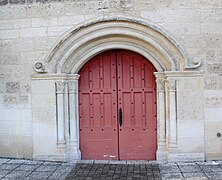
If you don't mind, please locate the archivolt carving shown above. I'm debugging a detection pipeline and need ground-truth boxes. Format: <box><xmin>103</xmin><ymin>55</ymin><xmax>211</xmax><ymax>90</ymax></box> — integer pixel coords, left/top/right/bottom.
<box><xmin>43</xmin><ymin>16</ymin><xmax>201</xmax><ymax>74</ymax></box>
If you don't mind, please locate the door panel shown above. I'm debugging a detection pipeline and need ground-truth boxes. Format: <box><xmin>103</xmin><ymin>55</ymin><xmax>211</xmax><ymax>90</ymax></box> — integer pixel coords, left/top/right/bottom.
<box><xmin>117</xmin><ymin>50</ymin><xmax>157</xmax><ymax>160</ymax></box>
<box><xmin>79</xmin><ymin>50</ymin><xmax>157</xmax><ymax>160</ymax></box>
<box><xmin>79</xmin><ymin>51</ymin><xmax>118</xmax><ymax>160</ymax></box>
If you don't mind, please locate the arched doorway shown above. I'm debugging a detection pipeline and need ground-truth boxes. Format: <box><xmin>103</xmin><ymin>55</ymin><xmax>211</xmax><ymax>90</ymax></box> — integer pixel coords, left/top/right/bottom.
<box><xmin>78</xmin><ymin>50</ymin><xmax>157</xmax><ymax>160</ymax></box>
<box><xmin>31</xmin><ymin>17</ymin><xmax>203</xmax><ymax>162</ymax></box>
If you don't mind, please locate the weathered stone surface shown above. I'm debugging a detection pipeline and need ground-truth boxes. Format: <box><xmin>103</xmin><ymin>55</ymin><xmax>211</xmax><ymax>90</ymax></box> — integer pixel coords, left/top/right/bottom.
<box><xmin>0</xmin><ymin>0</ymin><xmax>221</xmax><ymax>162</ymax></box>
<box><xmin>0</xmin><ymin>0</ymin><xmax>8</xmax><ymax>5</ymax></box>
<box><xmin>6</xmin><ymin>82</ymin><xmax>20</xmax><ymax>93</ymax></box>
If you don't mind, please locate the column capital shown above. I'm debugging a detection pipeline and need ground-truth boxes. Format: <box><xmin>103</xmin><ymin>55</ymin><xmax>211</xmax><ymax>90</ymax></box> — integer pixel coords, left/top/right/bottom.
<box><xmin>56</xmin><ymin>81</ymin><xmax>66</xmax><ymax>94</ymax></box>
<box><xmin>167</xmin><ymin>78</ymin><xmax>176</xmax><ymax>91</ymax></box>
<box><xmin>68</xmin><ymin>81</ymin><xmax>77</xmax><ymax>94</ymax></box>
<box><xmin>156</xmin><ymin>78</ymin><xmax>166</xmax><ymax>92</ymax></box>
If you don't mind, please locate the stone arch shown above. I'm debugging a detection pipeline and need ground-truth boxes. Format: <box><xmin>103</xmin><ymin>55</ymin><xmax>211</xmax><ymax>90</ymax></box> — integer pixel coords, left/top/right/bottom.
<box><xmin>32</xmin><ymin>16</ymin><xmax>203</xmax><ymax>162</ymax></box>
<box><xmin>44</xmin><ymin>16</ymin><xmax>201</xmax><ymax>74</ymax></box>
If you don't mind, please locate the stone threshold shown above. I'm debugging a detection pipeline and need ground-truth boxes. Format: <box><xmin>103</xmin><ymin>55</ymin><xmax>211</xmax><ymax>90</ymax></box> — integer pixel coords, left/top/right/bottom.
<box><xmin>75</xmin><ymin>160</ymin><xmax>158</xmax><ymax>164</ymax></box>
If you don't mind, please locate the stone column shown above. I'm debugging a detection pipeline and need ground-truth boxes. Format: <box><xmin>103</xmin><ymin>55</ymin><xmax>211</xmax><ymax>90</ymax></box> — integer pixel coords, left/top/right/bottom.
<box><xmin>56</xmin><ymin>81</ymin><xmax>66</xmax><ymax>148</ymax></box>
<box><xmin>155</xmin><ymin>72</ymin><xmax>167</xmax><ymax>161</ymax></box>
<box><xmin>167</xmin><ymin>78</ymin><xmax>178</xmax><ymax>148</ymax></box>
<box><xmin>67</xmin><ymin>74</ymin><xmax>81</xmax><ymax>160</ymax></box>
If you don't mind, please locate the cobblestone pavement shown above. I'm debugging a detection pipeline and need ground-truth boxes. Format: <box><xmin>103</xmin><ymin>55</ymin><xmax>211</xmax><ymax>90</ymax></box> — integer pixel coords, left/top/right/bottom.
<box><xmin>1</xmin><ymin>157</ymin><xmax>222</xmax><ymax>179</ymax></box>
<box><xmin>0</xmin><ymin>158</ymin><xmax>75</xmax><ymax>180</ymax></box>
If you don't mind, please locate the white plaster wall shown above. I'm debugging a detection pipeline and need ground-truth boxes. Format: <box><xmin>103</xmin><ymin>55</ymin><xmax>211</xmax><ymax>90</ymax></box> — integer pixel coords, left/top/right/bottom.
<box><xmin>0</xmin><ymin>0</ymin><xmax>222</xmax><ymax>160</ymax></box>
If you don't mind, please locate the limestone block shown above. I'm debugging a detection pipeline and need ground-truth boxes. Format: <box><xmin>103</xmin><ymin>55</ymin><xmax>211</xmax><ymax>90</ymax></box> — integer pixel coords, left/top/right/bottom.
<box><xmin>204</xmin><ymin>76</ymin><xmax>222</xmax><ymax>90</ymax></box>
<box><xmin>216</xmin><ymin>10</ymin><xmax>222</xmax><ymax>22</ymax></box>
<box><xmin>39</xmin><ymin>122</ymin><xmax>56</xmax><ymax>136</ymax></box>
<box><xmin>20</xmin><ymin>82</ymin><xmax>31</xmax><ymax>93</ymax></box>
<box><xmin>20</xmin><ymin>51</ymin><xmax>47</xmax><ymax>62</ymax></box>
<box><xmin>32</xmin><ymin>80</ymin><xmax>55</xmax><ymax>95</ymax></box>
<box><xmin>178</xmin><ymin>120</ymin><xmax>204</xmax><ymax>138</ymax></box>
<box><xmin>0</xmin><ymin>135</ymin><xmax>33</xmax><ymax>158</ymax></box>
<box><xmin>3</xmin><ymin>94</ymin><xmax>17</xmax><ymax>105</ymax></box>
<box><xmin>0</xmin><ymin>121</ymin><xmax>11</xmax><ymax>134</ymax></box>
<box><xmin>57</xmin><ymin>15</ymin><xmax>84</xmax><ymax>26</ymax></box>
<box><xmin>178</xmin><ymin>137</ymin><xmax>204</xmax><ymax>153</ymax></box>
<box><xmin>33</xmin><ymin>107</ymin><xmax>56</xmax><ymax>122</ymax></box>
<box><xmin>64</xmin><ymin>2</ymin><xmax>88</xmax><ymax>16</ymax></box>
<box><xmin>205</xmin><ymin>94</ymin><xmax>222</xmax><ymax>108</ymax></box>
<box><xmin>32</xmin><ymin>17</ymin><xmax>57</xmax><ymax>27</ymax></box>
<box><xmin>9</xmin><ymin>122</ymin><xmax>29</xmax><ymax>136</ymax></box>
<box><xmin>5</xmin><ymin>82</ymin><xmax>20</xmax><ymax>93</ymax></box>
<box><xmin>6</xmin><ymin>38</ymin><xmax>35</xmax><ymax>53</ymax></box>
<box><xmin>140</xmin><ymin>10</ymin><xmax>164</xmax><ymax>23</ymax></box>
<box><xmin>216</xmin><ymin>49</ymin><xmax>222</xmax><ymax>62</ymax></box>
<box><xmin>0</xmin><ymin>108</ymin><xmax>22</xmax><ymax>121</ymax></box>
<box><xmin>204</xmin><ymin>108</ymin><xmax>222</xmax><ymax>122</ymax></box>
<box><xmin>25</xmin><ymin>3</ymin><xmax>65</xmax><ymax>18</ymax></box>
<box><xmin>47</xmin><ymin>26</ymin><xmax>72</xmax><ymax>36</ymax></box>
<box><xmin>208</xmin><ymin>23</ymin><xmax>222</xmax><ymax>34</ymax></box>
<box><xmin>33</xmin><ymin>122</ymin><xmax>40</xmax><ymax>136</ymax></box>
<box><xmin>164</xmin><ymin>10</ymin><xmax>199</xmax><ymax>23</ymax></box>
<box><xmin>206</xmin><ymin>49</ymin><xmax>216</xmax><ymax>62</ymax></box>
<box><xmin>0</xmin><ymin>29</ymin><xmax>19</xmax><ymax>39</ymax></box>
<box><xmin>207</xmin><ymin>63</ymin><xmax>222</xmax><ymax>74</ymax></box>
<box><xmin>0</xmin><ymin>19</ymin><xmax>31</xmax><ymax>30</ymax></box>
<box><xmin>171</xmin><ymin>0</ymin><xmax>198</xmax><ymax>9</ymax></box>
<box><xmin>20</xmin><ymin>27</ymin><xmax>47</xmax><ymax>38</ymax></box>
<box><xmin>33</xmin><ymin>136</ymin><xmax>57</xmax><ymax>155</ymax></box>
<box><xmin>0</xmin><ymin>52</ymin><xmax>20</xmax><ymax>65</ymax></box>
<box><xmin>199</xmin><ymin>0</ymin><xmax>222</xmax><ymax>8</ymax></box>
<box><xmin>21</xmin><ymin>108</ymin><xmax>32</xmax><ymax>121</ymax></box>
<box><xmin>199</xmin><ymin>10</ymin><xmax>216</xmax><ymax>22</ymax></box>
<box><xmin>32</xmin><ymin>94</ymin><xmax>56</xmax><ymax>108</ymax></box>
<box><xmin>0</xmin><ymin>0</ymin><xmax>8</xmax><ymax>5</ymax></box>
<box><xmin>205</xmin><ymin>122</ymin><xmax>222</xmax><ymax>155</ymax></box>
<box><xmin>34</xmin><ymin>37</ymin><xmax>58</xmax><ymax>51</ymax></box>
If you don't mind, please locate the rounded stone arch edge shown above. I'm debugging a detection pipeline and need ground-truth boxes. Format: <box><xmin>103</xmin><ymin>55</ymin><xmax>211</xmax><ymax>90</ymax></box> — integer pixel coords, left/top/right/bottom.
<box><xmin>35</xmin><ymin>16</ymin><xmax>202</xmax><ymax>74</ymax></box>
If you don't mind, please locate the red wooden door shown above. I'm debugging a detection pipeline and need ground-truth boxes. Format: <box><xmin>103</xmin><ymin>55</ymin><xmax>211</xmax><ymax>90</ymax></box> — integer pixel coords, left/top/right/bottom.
<box><xmin>79</xmin><ymin>50</ymin><xmax>157</xmax><ymax>160</ymax></box>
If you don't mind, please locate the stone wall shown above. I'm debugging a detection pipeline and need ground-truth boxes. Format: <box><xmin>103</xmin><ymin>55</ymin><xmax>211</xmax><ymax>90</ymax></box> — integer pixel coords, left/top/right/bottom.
<box><xmin>0</xmin><ymin>0</ymin><xmax>222</xmax><ymax>160</ymax></box>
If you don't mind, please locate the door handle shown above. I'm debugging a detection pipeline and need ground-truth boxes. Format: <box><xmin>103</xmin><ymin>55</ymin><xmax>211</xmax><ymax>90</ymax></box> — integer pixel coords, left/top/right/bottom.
<box><xmin>119</xmin><ymin>107</ymin><xmax>122</xmax><ymax>127</ymax></box>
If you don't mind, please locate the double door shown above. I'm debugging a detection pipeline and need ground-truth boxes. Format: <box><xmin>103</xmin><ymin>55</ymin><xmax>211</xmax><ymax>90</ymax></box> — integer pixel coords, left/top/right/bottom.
<box><xmin>79</xmin><ymin>50</ymin><xmax>157</xmax><ymax>160</ymax></box>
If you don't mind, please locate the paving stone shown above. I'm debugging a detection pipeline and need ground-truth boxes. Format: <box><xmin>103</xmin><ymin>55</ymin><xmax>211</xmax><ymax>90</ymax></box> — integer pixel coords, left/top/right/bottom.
<box><xmin>23</xmin><ymin>160</ymin><xmax>44</xmax><ymax>165</ymax></box>
<box><xmin>183</xmin><ymin>172</ymin><xmax>208</xmax><ymax>179</ymax></box>
<box><xmin>25</xmin><ymin>171</ymin><xmax>52</xmax><ymax>180</ymax></box>
<box><xmin>199</xmin><ymin>164</ymin><xmax>222</xmax><ymax>172</ymax></box>
<box><xmin>179</xmin><ymin>164</ymin><xmax>202</xmax><ymax>173</ymax></box>
<box><xmin>15</xmin><ymin>164</ymin><xmax>40</xmax><ymax>171</ymax></box>
<box><xmin>4</xmin><ymin>170</ymin><xmax>32</xmax><ymax>179</ymax></box>
<box><xmin>34</xmin><ymin>165</ymin><xmax>58</xmax><ymax>172</ymax></box>
<box><xmin>0</xmin><ymin>158</ymin><xmax>11</xmax><ymax>165</ymax></box>
<box><xmin>206</xmin><ymin>172</ymin><xmax>222</xmax><ymax>179</ymax></box>
<box><xmin>159</xmin><ymin>164</ymin><xmax>181</xmax><ymax>174</ymax></box>
<box><xmin>0</xmin><ymin>164</ymin><xmax>20</xmax><ymax>171</ymax></box>
<box><xmin>43</xmin><ymin>161</ymin><xmax>62</xmax><ymax>166</ymax></box>
<box><xmin>6</xmin><ymin>159</ymin><xmax>27</xmax><ymax>164</ymax></box>
<box><xmin>160</xmin><ymin>173</ymin><xmax>183</xmax><ymax>180</ymax></box>
<box><xmin>0</xmin><ymin>170</ymin><xmax>11</xmax><ymax>179</ymax></box>
<box><xmin>54</xmin><ymin>165</ymin><xmax>74</xmax><ymax>173</ymax></box>
<box><xmin>48</xmin><ymin>172</ymin><xmax>70</xmax><ymax>180</ymax></box>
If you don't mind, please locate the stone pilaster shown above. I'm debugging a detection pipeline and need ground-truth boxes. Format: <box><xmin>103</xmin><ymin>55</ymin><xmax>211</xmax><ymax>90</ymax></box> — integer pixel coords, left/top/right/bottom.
<box><xmin>67</xmin><ymin>74</ymin><xmax>81</xmax><ymax>159</ymax></box>
<box><xmin>167</xmin><ymin>78</ymin><xmax>178</xmax><ymax>148</ymax></box>
<box><xmin>155</xmin><ymin>72</ymin><xmax>167</xmax><ymax>161</ymax></box>
<box><xmin>56</xmin><ymin>80</ymin><xmax>66</xmax><ymax>148</ymax></box>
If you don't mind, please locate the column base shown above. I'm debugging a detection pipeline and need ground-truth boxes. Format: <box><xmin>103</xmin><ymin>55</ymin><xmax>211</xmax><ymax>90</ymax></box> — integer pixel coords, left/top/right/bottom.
<box><xmin>156</xmin><ymin>149</ymin><xmax>168</xmax><ymax>162</ymax></box>
<box><xmin>67</xmin><ymin>150</ymin><xmax>81</xmax><ymax>161</ymax></box>
<box><xmin>168</xmin><ymin>153</ymin><xmax>204</xmax><ymax>162</ymax></box>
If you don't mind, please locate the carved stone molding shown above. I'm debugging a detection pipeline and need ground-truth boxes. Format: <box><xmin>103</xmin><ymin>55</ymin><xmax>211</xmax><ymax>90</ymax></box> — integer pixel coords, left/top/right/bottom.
<box><xmin>168</xmin><ymin>79</ymin><xmax>176</xmax><ymax>91</ymax></box>
<box><xmin>56</xmin><ymin>81</ymin><xmax>66</xmax><ymax>94</ymax></box>
<box><xmin>68</xmin><ymin>81</ymin><xmax>77</xmax><ymax>94</ymax></box>
<box><xmin>156</xmin><ymin>78</ymin><xmax>166</xmax><ymax>92</ymax></box>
